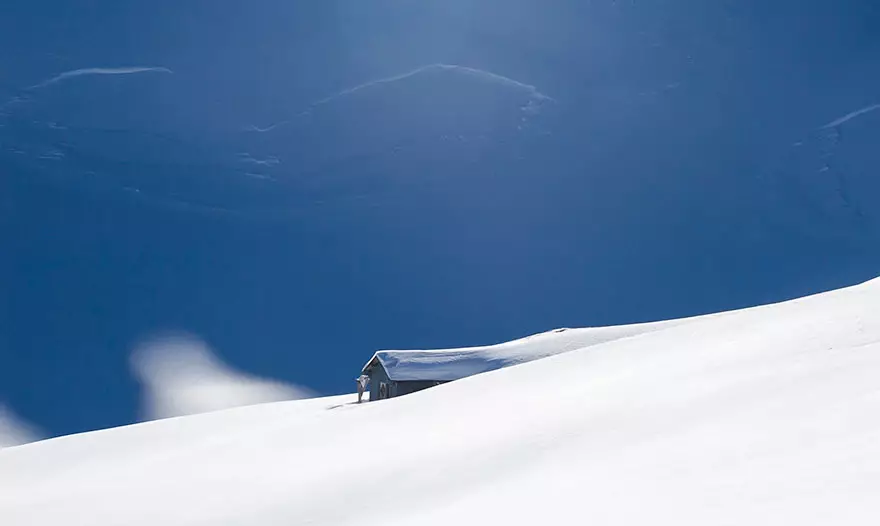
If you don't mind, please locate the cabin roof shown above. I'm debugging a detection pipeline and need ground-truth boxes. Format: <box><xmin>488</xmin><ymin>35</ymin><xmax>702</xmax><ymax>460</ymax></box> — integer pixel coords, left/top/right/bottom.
<box><xmin>362</xmin><ymin>349</ymin><xmax>509</xmax><ymax>382</ymax></box>
<box><xmin>361</xmin><ymin>321</ymin><xmax>680</xmax><ymax>383</ymax></box>
<box><xmin>360</xmin><ymin>327</ymin><xmax>612</xmax><ymax>382</ymax></box>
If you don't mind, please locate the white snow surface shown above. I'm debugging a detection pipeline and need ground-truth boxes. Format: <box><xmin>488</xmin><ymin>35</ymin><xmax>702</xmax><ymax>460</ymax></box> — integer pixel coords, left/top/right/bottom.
<box><xmin>4</xmin><ymin>277</ymin><xmax>880</xmax><ymax>525</ymax></box>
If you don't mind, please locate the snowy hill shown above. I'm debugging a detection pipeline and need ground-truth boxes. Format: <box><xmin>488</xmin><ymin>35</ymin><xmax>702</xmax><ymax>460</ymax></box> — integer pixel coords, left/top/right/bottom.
<box><xmin>4</xmin><ymin>277</ymin><xmax>880</xmax><ymax>525</ymax></box>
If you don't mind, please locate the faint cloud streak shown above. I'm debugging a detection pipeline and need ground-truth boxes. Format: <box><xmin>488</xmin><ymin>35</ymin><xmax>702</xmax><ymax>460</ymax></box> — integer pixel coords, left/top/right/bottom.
<box><xmin>302</xmin><ymin>63</ymin><xmax>555</xmax><ymax>122</ymax></box>
<box><xmin>29</xmin><ymin>67</ymin><xmax>173</xmax><ymax>90</ymax></box>
<box><xmin>821</xmin><ymin>104</ymin><xmax>880</xmax><ymax>129</ymax></box>
<box><xmin>244</xmin><ymin>121</ymin><xmax>288</xmax><ymax>133</ymax></box>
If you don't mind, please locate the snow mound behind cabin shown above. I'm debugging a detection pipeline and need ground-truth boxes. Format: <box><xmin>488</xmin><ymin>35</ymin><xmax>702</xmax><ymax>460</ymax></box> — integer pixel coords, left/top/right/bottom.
<box><xmin>365</xmin><ymin>321</ymin><xmax>685</xmax><ymax>381</ymax></box>
<box><xmin>4</xmin><ymin>277</ymin><xmax>880</xmax><ymax>526</ymax></box>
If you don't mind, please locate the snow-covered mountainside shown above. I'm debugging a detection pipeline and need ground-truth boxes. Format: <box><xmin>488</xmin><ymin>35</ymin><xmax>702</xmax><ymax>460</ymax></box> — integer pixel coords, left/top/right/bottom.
<box><xmin>4</xmin><ymin>277</ymin><xmax>880</xmax><ymax>525</ymax></box>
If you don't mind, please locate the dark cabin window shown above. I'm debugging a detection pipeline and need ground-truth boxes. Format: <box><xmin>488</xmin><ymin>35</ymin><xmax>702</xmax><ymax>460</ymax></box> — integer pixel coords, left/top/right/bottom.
<box><xmin>379</xmin><ymin>382</ymin><xmax>387</xmax><ymax>399</ymax></box>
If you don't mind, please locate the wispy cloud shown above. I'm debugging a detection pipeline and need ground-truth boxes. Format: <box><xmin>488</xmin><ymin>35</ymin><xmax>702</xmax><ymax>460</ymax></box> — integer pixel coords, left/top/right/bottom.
<box><xmin>243</xmin><ymin>172</ymin><xmax>276</xmax><ymax>181</ymax></box>
<box><xmin>244</xmin><ymin>121</ymin><xmax>289</xmax><ymax>133</ymax></box>
<box><xmin>304</xmin><ymin>63</ymin><xmax>554</xmax><ymax>117</ymax></box>
<box><xmin>130</xmin><ymin>333</ymin><xmax>311</xmax><ymax>421</ymax></box>
<box><xmin>0</xmin><ymin>404</ymin><xmax>42</xmax><ymax>449</ymax></box>
<box><xmin>237</xmin><ymin>153</ymin><xmax>281</xmax><ymax>167</ymax></box>
<box><xmin>29</xmin><ymin>66</ymin><xmax>173</xmax><ymax>90</ymax></box>
<box><xmin>821</xmin><ymin>104</ymin><xmax>880</xmax><ymax>129</ymax></box>
<box><xmin>0</xmin><ymin>94</ymin><xmax>32</xmax><ymax>115</ymax></box>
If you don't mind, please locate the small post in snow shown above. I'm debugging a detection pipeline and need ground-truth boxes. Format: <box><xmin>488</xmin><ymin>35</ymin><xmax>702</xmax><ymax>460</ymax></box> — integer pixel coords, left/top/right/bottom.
<box><xmin>356</xmin><ymin>374</ymin><xmax>370</xmax><ymax>403</ymax></box>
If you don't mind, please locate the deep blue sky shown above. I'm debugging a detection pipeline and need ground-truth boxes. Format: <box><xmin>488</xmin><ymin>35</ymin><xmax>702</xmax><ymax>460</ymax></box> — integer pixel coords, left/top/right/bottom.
<box><xmin>2</xmin><ymin>0</ymin><xmax>880</xmax><ymax>438</ymax></box>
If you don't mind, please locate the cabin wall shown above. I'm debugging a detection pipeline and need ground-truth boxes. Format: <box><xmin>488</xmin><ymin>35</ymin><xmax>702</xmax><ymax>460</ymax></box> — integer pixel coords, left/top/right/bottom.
<box><xmin>368</xmin><ymin>365</ymin><xmax>390</xmax><ymax>401</ymax></box>
<box><xmin>395</xmin><ymin>380</ymin><xmax>446</xmax><ymax>397</ymax></box>
<box><xmin>366</xmin><ymin>364</ymin><xmax>448</xmax><ymax>400</ymax></box>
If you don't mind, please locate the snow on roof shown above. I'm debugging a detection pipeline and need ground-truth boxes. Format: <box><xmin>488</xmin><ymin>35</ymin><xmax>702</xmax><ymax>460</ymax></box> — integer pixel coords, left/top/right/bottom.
<box><xmin>364</xmin><ymin>350</ymin><xmax>509</xmax><ymax>382</ymax></box>
<box><xmin>362</xmin><ymin>321</ymin><xmax>679</xmax><ymax>382</ymax></box>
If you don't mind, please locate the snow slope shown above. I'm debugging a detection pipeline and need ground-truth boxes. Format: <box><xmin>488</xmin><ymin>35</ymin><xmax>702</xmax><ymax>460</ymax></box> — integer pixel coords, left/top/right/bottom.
<box><xmin>4</xmin><ymin>277</ymin><xmax>880</xmax><ymax>525</ymax></box>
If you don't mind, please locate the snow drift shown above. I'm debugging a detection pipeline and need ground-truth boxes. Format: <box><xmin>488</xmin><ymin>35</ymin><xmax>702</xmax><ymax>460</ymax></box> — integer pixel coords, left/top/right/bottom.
<box><xmin>0</xmin><ymin>406</ymin><xmax>42</xmax><ymax>449</ymax></box>
<box><xmin>4</xmin><ymin>276</ymin><xmax>880</xmax><ymax>525</ymax></box>
<box><xmin>130</xmin><ymin>333</ymin><xmax>312</xmax><ymax>421</ymax></box>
